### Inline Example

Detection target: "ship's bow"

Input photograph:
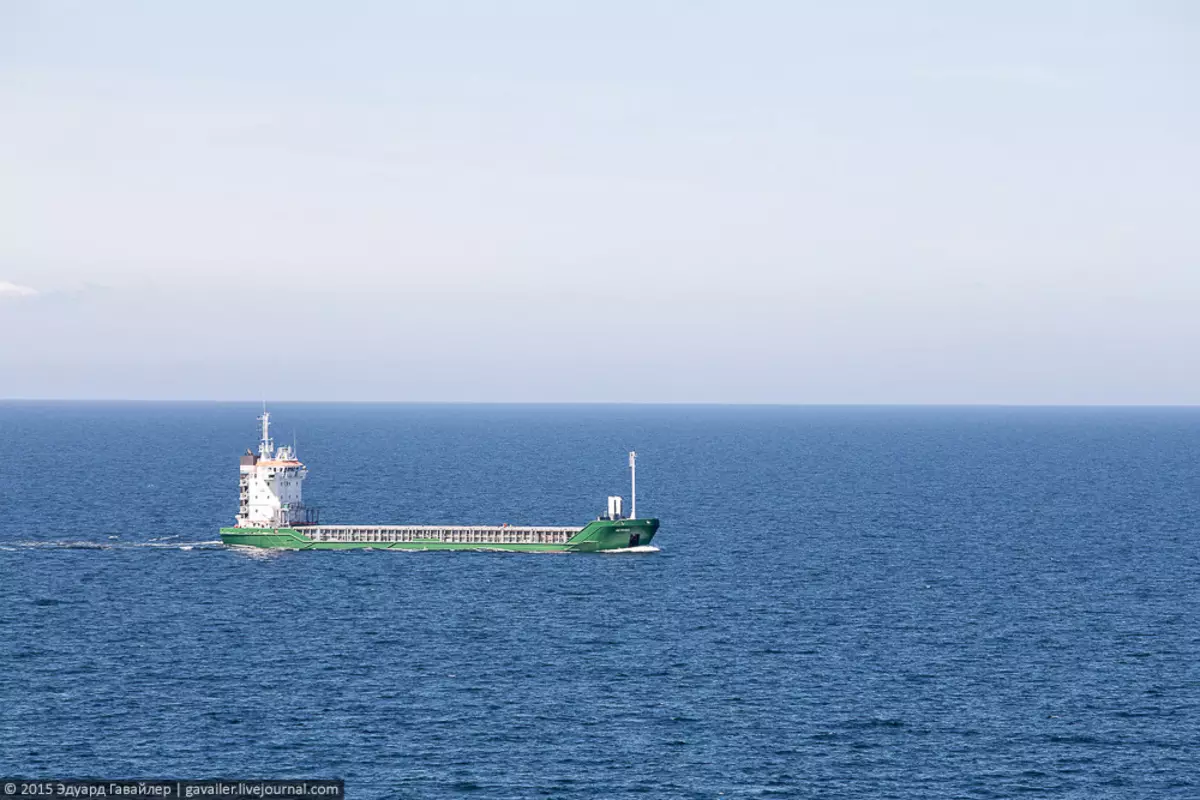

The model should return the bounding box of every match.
[566,518,659,552]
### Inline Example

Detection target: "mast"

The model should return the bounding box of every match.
[258,407,274,459]
[629,450,637,520]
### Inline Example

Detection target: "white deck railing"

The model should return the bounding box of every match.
[306,525,578,545]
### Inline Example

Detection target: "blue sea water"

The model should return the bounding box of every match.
[1,402,1198,799]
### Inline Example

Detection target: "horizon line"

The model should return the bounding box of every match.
[2,398,1199,409]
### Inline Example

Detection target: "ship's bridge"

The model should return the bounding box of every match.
[235,410,315,528]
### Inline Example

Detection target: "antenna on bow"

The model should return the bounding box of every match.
[629,451,637,520]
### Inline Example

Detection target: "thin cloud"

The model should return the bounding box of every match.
[913,65,1076,90]
[0,281,38,298]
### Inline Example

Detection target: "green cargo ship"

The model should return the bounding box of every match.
[220,518,659,553]
[219,411,659,553]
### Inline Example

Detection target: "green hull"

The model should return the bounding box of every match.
[219,518,659,553]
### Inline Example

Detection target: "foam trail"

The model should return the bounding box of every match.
[5,540,225,551]
[228,545,285,559]
[599,545,661,554]
[13,541,112,550]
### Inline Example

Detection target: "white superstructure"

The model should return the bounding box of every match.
[235,410,318,528]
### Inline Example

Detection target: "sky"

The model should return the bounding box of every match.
[1,1,1197,403]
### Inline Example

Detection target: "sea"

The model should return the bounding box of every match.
[1,402,1197,799]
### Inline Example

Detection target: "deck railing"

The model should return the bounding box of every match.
[306,526,576,545]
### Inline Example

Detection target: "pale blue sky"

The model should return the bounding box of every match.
[1,1,1197,402]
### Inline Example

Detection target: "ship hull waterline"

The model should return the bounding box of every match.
[219,518,659,553]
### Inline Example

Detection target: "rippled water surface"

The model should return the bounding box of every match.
[1,403,1198,798]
